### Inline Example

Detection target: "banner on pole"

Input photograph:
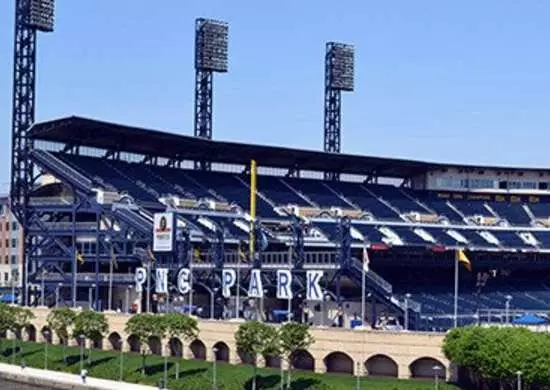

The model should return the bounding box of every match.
[276,270,293,299]
[222,269,236,298]
[306,270,324,301]
[248,269,264,298]
[153,213,175,252]
[155,268,169,293]
[177,268,191,294]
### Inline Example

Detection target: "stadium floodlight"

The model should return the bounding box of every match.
[27,0,55,32]
[326,42,354,92]
[195,18,228,73]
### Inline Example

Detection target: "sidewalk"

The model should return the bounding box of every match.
[0,362,157,389]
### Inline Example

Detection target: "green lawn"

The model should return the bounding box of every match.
[0,340,461,390]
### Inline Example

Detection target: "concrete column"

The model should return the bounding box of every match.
[314,358,326,374]
[228,349,238,364]
[162,340,170,357]
[256,355,266,368]
[398,364,410,379]
[122,340,131,353]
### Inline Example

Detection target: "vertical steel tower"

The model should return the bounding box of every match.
[324,42,355,180]
[194,18,228,170]
[11,0,55,304]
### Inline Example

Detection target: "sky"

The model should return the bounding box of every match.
[1,0,550,188]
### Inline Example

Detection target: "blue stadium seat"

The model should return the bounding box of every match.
[490,231,532,249]
[420,199,464,223]
[456,230,496,248]
[366,185,429,214]
[351,224,386,244]
[489,202,531,226]
[389,226,429,246]
[527,203,550,219]
[285,178,349,208]
[422,227,462,247]
[452,200,493,217]
[327,182,400,220]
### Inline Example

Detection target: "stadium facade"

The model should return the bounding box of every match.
[19,115,550,330]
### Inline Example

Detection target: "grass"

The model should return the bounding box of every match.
[0,339,461,390]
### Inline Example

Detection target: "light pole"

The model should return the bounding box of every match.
[40,270,45,306]
[79,335,85,373]
[55,283,63,308]
[163,352,168,390]
[516,370,522,390]
[355,361,361,390]
[505,295,513,324]
[119,339,124,381]
[43,329,50,370]
[404,293,411,330]
[212,347,218,390]
[125,285,131,313]
[433,365,442,390]
[88,284,95,310]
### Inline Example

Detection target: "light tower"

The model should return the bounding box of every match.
[194,18,228,170]
[11,0,55,305]
[324,42,355,180]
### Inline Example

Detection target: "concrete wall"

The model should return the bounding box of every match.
[22,307,451,381]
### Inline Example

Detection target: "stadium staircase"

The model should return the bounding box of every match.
[31,150,94,193]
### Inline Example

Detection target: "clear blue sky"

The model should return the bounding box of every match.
[1,0,550,187]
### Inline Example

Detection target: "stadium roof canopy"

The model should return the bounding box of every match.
[29,116,544,178]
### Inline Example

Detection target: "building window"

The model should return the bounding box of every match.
[4,222,8,231]
[11,239,16,248]
[5,239,9,248]
[11,222,17,231]
[10,255,16,265]
[3,256,7,265]
[4,273,8,283]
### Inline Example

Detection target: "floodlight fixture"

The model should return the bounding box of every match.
[27,0,55,32]
[326,42,355,92]
[195,18,228,73]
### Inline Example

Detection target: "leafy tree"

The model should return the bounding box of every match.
[0,304,15,353]
[164,313,199,343]
[235,321,279,390]
[73,310,109,364]
[125,313,167,376]
[279,322,314,389]
[46,307,77,362]
[9,306,35,362]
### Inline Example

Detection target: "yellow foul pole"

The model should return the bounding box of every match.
[249,160,257,259]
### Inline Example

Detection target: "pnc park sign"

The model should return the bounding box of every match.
[134,268,326,301]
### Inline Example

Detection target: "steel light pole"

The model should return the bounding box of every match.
[43,330,50,370]
[404,293,411,330]
[516,370,522,390]
[40,270,45,306]
[55,283,63,308]
[355,361,361,390]
[79,335,85,372]
[505,295,513,324]
[88,284,95,310]
[119,340,124,381]
[433,365,442,390]
[212,347,218,390]
[125,285,131,313]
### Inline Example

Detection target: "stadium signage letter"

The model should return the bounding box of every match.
[306,270,324,301]
[155,268,169,293]
[134,267,147,293]
[247,269,264,298]
[222,269,236,298]
[177,268,191,294]
[276,270,292,299]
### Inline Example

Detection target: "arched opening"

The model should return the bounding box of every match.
[189,339,206,360]
[365,354,398,377]
[237,347,255,365]
[25,325,36,342]
[127,335,141,353]
[108,332,122,351]
[410,357,446,379]
[324,352,354,374]
[92,337,103,349]
[40,327,52,344]
[291,349,315,372]
[264,355,281,368]
[169,338,183,357]
[148,336,162,355]
[213,341,229,362]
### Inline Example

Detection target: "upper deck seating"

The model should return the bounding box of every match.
[284,178,350,208]
[489,202,531,226]
[366,185,429,214]
[327,182,400,220]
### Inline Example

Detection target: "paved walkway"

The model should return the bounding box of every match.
[0,362,157,389]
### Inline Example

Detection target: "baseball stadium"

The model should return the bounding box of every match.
[5,0,550,388]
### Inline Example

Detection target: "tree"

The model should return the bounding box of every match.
[279,322,314,389]
[235,321,279,390]
[10,306,35,362]
[0,304,15,353]
[125,313,167,376]
[73,310,109,364]
[164,312,199,345]
[46,307,77,362]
